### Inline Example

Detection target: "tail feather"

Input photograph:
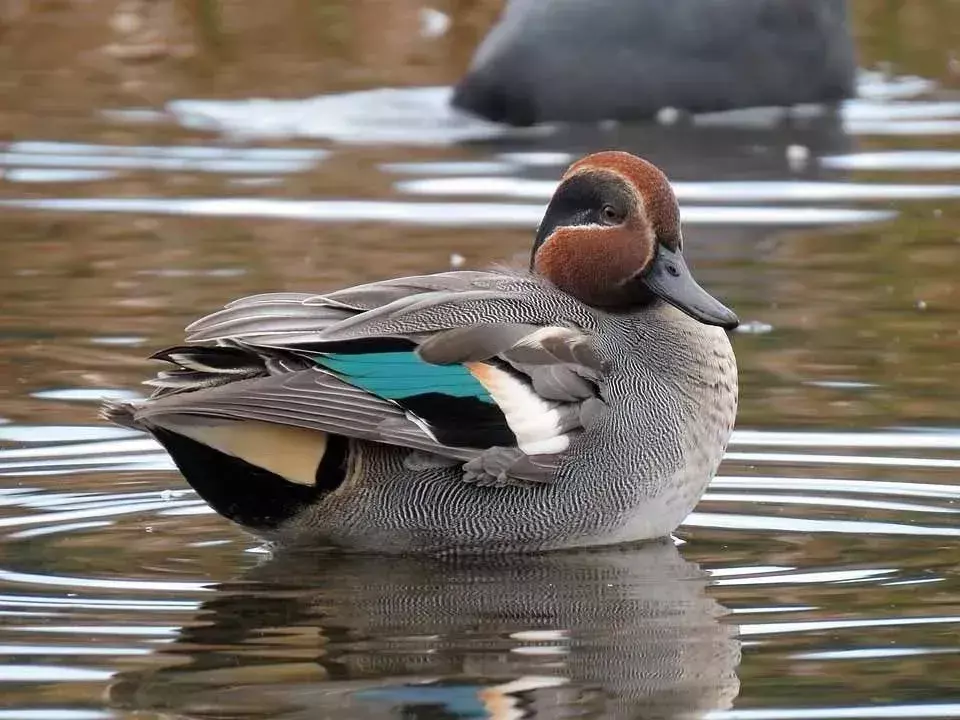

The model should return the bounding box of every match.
[101,344,272,429]
[100,399,143,430]
[146,344,267,396]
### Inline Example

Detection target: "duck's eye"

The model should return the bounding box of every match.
[600,204,623,225]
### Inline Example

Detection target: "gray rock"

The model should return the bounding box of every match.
[453,0,856,125]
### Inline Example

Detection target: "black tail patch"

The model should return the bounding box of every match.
[315,431,349,493]
[152,428,348,532]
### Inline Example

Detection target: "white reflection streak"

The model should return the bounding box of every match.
[4,169,117,183]
[5,491,177,510]
[0,462,172,477]
[686,512,960,537]
[0,644,150,656]
[0,567,211,593]
[9,141,327,159]
[397,176,960,202]
[728,606,817,615]
[845,119,960,136]
[158,505,215,516]
[0,711,113,720]
[880,578,945,587]
[705,566,793,578]
[0,499,201,528]
[46,495,188,512]
[0,438,158,460]
[712,568,894,587]
[841,100,960,120]
[13,625,179,637]
[730,430,960,449]
[380,160,517,175]
[739,615,960,636]
[0,425,139,443]
[1,152,314,174]
[724,452,960,469]
[0,594,197,610]
[821,151,960,171]
[0,665,112,682]
[0,454,171,472]
[793,647,953,660]
[713,477,960,501]
[0,198,896,226]
[701,492,958,514]
[708,702,960,719]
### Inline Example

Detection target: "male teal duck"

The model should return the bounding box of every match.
[104,151,739,553]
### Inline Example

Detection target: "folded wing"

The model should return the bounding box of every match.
[130,271,606,488]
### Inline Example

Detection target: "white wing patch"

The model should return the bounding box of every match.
[466,362,573,455]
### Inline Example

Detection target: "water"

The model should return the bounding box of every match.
[1,1,959,718]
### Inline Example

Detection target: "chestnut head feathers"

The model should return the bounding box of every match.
[532,151,738,329]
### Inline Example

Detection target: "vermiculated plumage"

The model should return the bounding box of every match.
[103,152,739,553]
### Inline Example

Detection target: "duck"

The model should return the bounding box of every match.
[453,0,855,126]
[103,151,739,554]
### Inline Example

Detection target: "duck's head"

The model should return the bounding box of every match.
[531,151,739,330]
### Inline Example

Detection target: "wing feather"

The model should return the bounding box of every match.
[125,269,609,489]
[133,370,477,462]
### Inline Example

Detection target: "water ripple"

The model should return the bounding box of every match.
[396,177,960,202]
[0,197,897,227]
[709,704,960,719]
[821,151,960,171]
[1,141,327,177]
[688,513,960,537]
[2,427,958,541]
[0,568,210,594]
[0,666,112,682]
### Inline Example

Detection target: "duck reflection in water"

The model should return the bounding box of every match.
[108,540,739,719]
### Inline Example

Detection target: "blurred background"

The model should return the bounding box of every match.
[0,1,959,719]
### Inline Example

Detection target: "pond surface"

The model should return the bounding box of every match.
[1,2,959,718]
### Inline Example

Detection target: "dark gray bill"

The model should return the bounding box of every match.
[641,246,739,329]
